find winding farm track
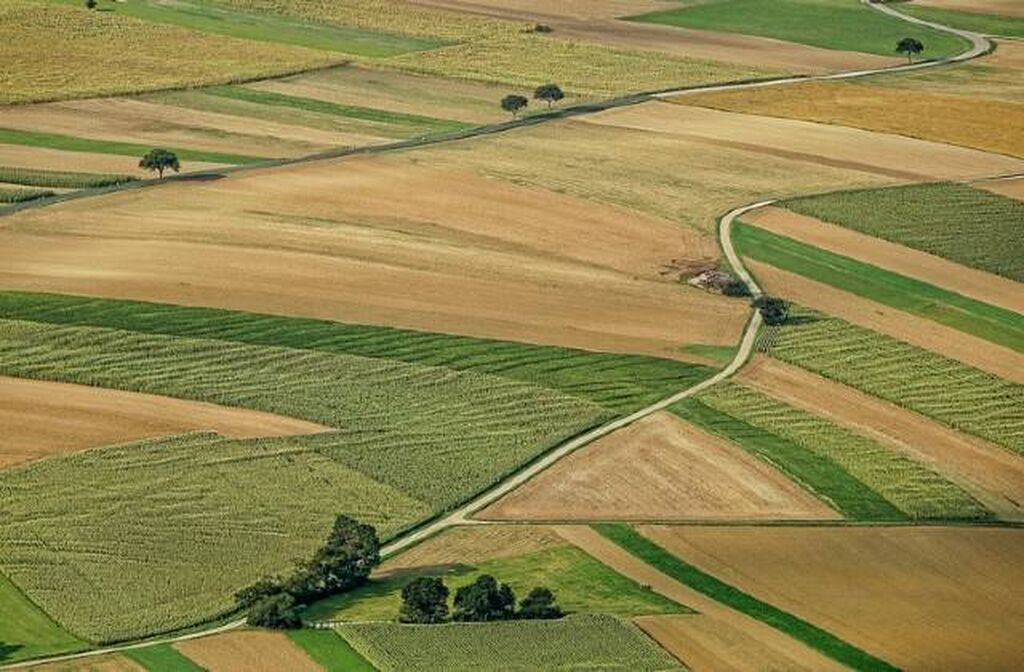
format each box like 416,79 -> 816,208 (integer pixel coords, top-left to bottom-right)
0,3 -> 996,668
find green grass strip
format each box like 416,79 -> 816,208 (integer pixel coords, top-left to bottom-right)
0,292 -> 711,415
628,0 -> 966,58
206,86 -> 471,133
0,128 -> 268,165
670,397 -> 905,520
899,4 -> 1024,37
0,187 -> 54,204
123,643 -> 205,672
0,166 -> 136,189
0,573 -> 88,663
42,0 -> 446,57
734,222 -> 1024,352
288,630 -> 376,672
592,523 -> 899,672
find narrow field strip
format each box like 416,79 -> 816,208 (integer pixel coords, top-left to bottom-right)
0,128 -> 268,166
0,292 -> 711,415
122,644 -> 203,672
287,630 -> 376,672
765,306 -> 1024,454
898,4 -> 1024,36
0,187 -> 53,204
734,221 -> 1024,352
0,167 -> 136,190
173,630 -> 322,672
592,524 -> 899,672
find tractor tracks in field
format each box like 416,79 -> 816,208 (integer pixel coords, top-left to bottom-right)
0,3 -> 993,669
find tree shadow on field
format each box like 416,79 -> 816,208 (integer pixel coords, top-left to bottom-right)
784,313 -> 822,326
0,641 -> 23,662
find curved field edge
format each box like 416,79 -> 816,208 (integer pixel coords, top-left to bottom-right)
592,523 -> 899,672
0,573 -> 88,664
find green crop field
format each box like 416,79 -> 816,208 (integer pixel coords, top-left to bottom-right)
783,183 -> 1024,282
0,187 -> 54,204
765,307 -> 1024,455
733,222 -> 1024,352
594,524 -> 898,672
898,4 -> 1024,38
678,383 -> 989,520
0,432 -> 431,643
288,630 -> 376,672
0,128 -> 268,166
307,543 -> 685,622
0,167 -> 137,190
124,644 -> 205,672
0,292 -> 712,416
338,614 -> 681,672
0,573 -> 87,663
628,0 -> 967,58
42,0 -> 446,57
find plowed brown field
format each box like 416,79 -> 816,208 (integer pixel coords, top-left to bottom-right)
0,376 -> 327,469
0,154 -> 747,358
738,357 -> 1024,520
481,412 -> 837,521
174,631 -> 321,672
23,655 -> 144,672
554,526 -> 845,672
639,525 -> 1024,671
588,102 -> 1024,177
745,205 -> 1024,313
670,81 -> 1024,158
377,525 -> 566,576
747,260 -> 1024,382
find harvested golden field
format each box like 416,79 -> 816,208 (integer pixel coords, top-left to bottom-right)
672,80 -> 1024,158
378,525 -> 566,576
406,0 -> 893,73
482,412 -> 838,521
0,376 -> 326,470
747,260 -> 1024,382
639,525 -> 1024,671
979,175 -> 1024,201
0,153 -> 747,358
746,205 -> 1024,313
872,40 -> 1024,103
911,0 -> 1024,16
554,526 -> 845,672
0,144 -> 227,176
23,654 -> 144,672
417,118 -> 900,233
0,0 -> 340,105
738,357 -> 1024,521
174,631 -> 320,672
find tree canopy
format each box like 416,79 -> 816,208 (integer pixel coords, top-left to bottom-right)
453,575 -> 516,622
534,84 -> 565,109
400,576 -> 450,624
896,37 -> 925,63
500,94 -> 529,118
138,149 -> 180,178
752,295 -> 790,326
518,587 -> 563,620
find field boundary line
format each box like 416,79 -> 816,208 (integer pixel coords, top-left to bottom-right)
0,4 -> 995,668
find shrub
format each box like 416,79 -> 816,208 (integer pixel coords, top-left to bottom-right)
753,296 -> 789,325
247,593 -> 301,629
518,587 -> 562,620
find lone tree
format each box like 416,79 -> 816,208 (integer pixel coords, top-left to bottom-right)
501,94 -> 529,119
453,575 -> 516,622
400,577 -> 450,624
534,83 -> 564,109
518,587 -> 562,620
85,0 -> 98,8
247,593 -> 301,629
896,37 -> 924,63
139,149 -> 179,178
752,295 -> 789,326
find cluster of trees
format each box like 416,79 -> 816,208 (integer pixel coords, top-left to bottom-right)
235,515 -> 380,628
400,574 -> 562,624
501,84 -> 565,119
753,295 -> 789,325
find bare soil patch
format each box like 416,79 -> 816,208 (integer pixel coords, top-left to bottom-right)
0,155 -> 747,359
23,654 -> 144,672
588,102 -> 1024,179
747,259 -> 1024,382
174,630 -> 321,672
747,205 -> 1024,313
481,412 -> 837,521
406,0 -> 893,73
739,356 -> 1024,520
639,525 -> 1024,671
554,525 -> 844,672
0,376 -> 327,469
911,0 -> 1024,17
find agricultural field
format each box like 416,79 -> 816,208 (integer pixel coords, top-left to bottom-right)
628,0 -> 967,58
0,574 -> 86,664
173,630 -> 323,672
900,0 -> 1024,36
122,645 -> 204,672
339,614 -> 682,672
638,525 -> 1024,671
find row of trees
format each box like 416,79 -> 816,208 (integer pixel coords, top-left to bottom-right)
501,83 -> 565,119
235,515 -> 381,628
400,574 -> 562,624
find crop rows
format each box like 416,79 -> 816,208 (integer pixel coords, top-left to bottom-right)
0,432 -> 430,643
0,292 -> 711,415
0,187 -> 53,204
784,183 -> 1024,282
338,614 -> 681,672
691,383 -> 989,520
0,166 -> 137,189
766,307 -> 1024,455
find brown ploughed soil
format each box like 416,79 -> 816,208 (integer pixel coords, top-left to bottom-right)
23,655 -> 144,672
173,631 -> 322,672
